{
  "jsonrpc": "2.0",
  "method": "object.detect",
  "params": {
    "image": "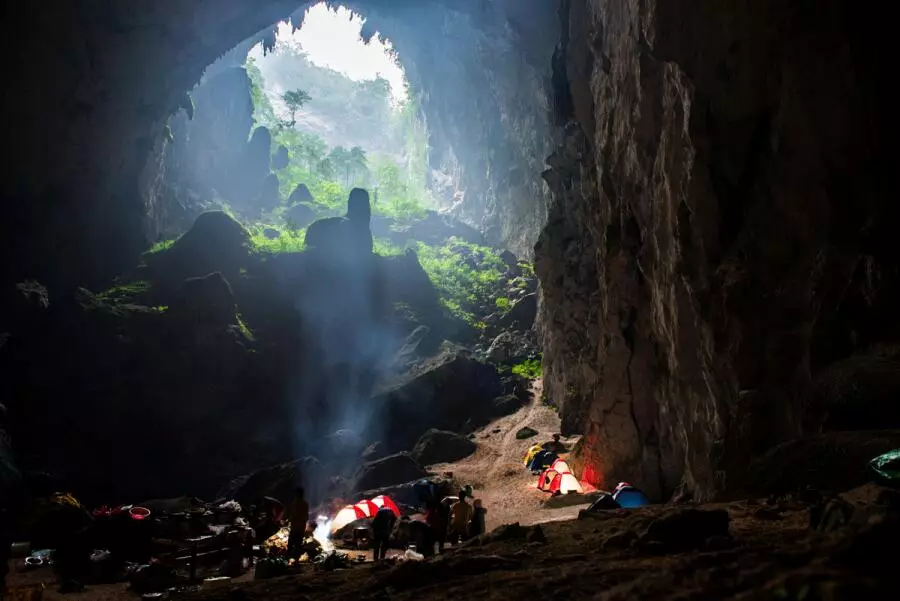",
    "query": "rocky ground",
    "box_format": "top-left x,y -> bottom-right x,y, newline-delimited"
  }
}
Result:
7,379 -> 897,599
184,484 -> 895,601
